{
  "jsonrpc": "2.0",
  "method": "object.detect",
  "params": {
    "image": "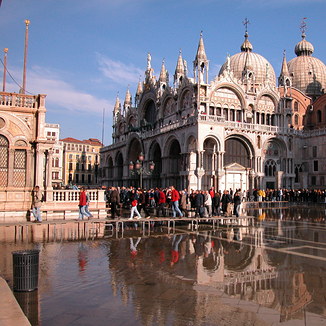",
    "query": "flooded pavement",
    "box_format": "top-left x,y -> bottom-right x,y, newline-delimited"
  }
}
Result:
0,203 -> 326,326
